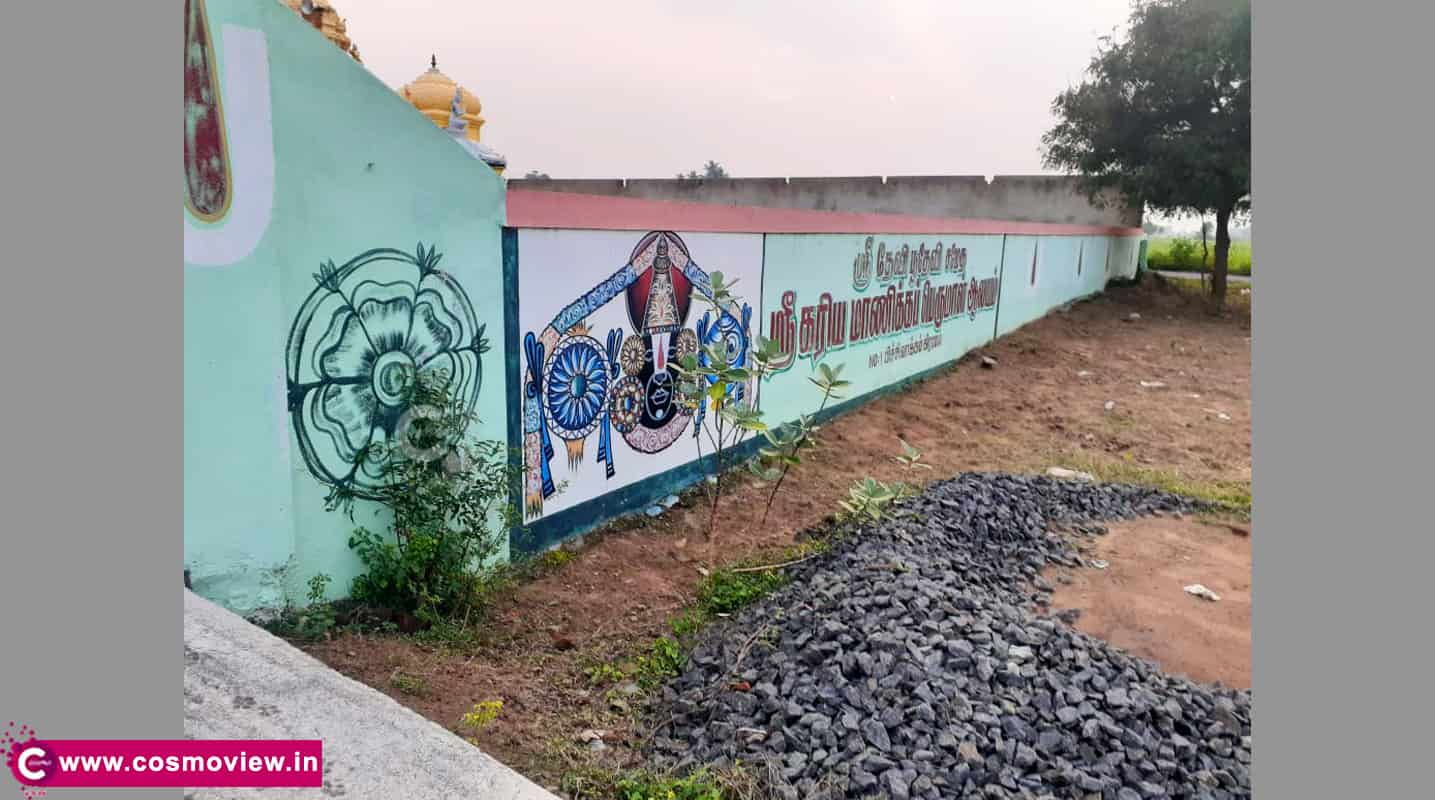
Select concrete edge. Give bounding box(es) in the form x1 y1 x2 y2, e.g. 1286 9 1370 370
183 589 560 799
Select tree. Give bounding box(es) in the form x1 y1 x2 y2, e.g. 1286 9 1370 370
523 170 551 180
1042 0 1249 306
677 160 730 180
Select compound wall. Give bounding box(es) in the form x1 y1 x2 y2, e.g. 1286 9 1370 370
181 1 1143 617
507 191 1142 553
183 0 508 614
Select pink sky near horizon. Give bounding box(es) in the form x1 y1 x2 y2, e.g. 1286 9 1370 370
333 0 1135 182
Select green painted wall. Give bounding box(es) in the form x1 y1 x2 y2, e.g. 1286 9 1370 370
758 233 1005 425
508 228 1145 556
181 3 1146 617
183 0 507 615
995 235 1116 337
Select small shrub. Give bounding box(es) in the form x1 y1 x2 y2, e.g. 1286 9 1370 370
894 438 933 472
307 573 332 603
299 573 337 639
839 439 932 521
750 362 850 526
263 573 336 641
1168 237 1199 269
838 476 916 521
459 699 504 743
672 271 772 542
329 368 529 629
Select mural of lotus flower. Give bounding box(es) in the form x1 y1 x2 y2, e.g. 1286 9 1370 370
286 243 486 498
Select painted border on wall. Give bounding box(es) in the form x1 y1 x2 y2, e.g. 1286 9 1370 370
502 227 526 557
509 190 1144 237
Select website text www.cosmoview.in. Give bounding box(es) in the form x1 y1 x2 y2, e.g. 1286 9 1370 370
6 738 322 789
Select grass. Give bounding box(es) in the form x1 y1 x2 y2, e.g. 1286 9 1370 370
388 670 428 696
1145 237 1252 275
550 732 799 800
539 548 576 569
1054 453 1251 517
593 540 833 694
556 536 841 798
608 767 750 800
268 541 590 651
553 749 774 800
1157 274 1252 313
584 662 628 686
554 742 837 800
693 568 789 616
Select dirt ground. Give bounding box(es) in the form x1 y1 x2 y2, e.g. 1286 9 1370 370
1048 516 1252 688
303 277 1252 788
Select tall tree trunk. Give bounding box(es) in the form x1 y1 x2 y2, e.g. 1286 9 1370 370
1211 206 1231 308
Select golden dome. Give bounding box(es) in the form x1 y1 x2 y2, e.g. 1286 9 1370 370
400 57 485 142
276 4 503 173
280 1 361 62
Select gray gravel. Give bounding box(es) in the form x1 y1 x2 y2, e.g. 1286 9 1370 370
652 473 1251 799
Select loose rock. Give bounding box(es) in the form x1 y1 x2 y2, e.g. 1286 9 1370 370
1047 467 1096 482
1183 584 1222 602
650 474 1249 798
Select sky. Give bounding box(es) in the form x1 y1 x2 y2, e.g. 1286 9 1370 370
334 0 1136 181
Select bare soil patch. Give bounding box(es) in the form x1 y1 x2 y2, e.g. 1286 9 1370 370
302 277 1251 788
1048 516 1252 688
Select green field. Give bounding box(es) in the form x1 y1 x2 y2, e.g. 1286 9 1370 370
1145 237 1252 275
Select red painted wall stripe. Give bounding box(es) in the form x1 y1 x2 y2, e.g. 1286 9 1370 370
507 189 1143 237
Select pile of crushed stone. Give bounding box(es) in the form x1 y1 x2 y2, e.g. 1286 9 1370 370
652 473 1251 799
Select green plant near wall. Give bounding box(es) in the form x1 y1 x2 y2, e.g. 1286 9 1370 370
326 368 528 628
264 572 337 641
750 362 851 527
838 439 932 521
672 271 772 542
839 477 917 521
